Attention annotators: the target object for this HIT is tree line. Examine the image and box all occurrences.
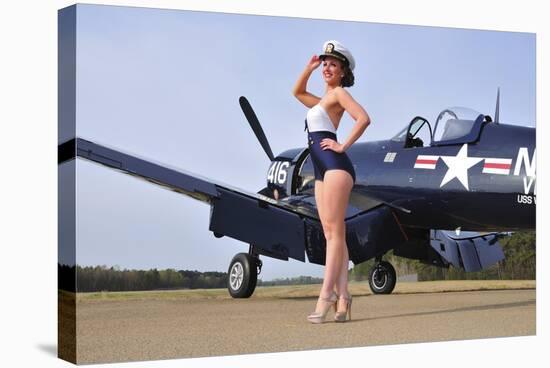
[58,265,323,292]
[74,267,227,292]
[259,276,323,286]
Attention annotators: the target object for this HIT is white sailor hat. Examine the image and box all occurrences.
[319,40,355,71]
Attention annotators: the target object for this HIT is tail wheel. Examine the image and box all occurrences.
[368,261,397,294]
[227,253,258,298]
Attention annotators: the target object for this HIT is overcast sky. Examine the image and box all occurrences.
[64,4,535,280]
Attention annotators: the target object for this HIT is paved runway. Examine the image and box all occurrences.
[75,288,535,364]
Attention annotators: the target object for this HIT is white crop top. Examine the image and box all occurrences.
[306,104,337,133]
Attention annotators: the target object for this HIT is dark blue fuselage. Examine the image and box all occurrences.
[298,122,535,232]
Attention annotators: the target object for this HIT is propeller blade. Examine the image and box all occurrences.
[239,96,275,161]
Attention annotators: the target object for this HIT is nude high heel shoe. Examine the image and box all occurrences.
[307,291,338,324]
[334,294,352,322]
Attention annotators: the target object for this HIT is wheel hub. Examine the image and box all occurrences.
[372,268,387,289]
[229,262,244,290]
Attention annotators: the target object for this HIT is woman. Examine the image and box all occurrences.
[292,40,370,323]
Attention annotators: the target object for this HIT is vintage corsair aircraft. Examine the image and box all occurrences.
[58,90,536,298]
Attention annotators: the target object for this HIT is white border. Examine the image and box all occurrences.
[1,1,547,367]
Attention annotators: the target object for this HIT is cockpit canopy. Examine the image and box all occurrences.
[392,107,488,147]
[433,107,486,144]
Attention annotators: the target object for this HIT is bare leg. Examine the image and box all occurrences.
[314,179,325,226]
[334,244,350,311]
[314,170,353,314]
[312,180,334,312]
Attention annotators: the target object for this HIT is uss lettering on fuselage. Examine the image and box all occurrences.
[513,147,536,204]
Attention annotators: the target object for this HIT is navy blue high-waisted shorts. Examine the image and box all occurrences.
[307,130,356,183]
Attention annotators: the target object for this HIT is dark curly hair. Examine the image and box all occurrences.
[341,65,355,88]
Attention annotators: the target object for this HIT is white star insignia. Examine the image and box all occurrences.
[439,144,483,191]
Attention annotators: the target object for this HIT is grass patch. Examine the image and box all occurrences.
[76,280,535,303]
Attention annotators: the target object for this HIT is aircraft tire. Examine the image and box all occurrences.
[368,261,396,294]
[227,253,258,298]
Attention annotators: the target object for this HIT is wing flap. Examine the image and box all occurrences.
[430,230,505,272]
[209,187,306,262]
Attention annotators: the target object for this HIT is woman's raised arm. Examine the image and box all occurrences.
[292,55,322,108]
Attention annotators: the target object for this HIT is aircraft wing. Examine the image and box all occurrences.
[430,230,505,272]
[60,138,401,265]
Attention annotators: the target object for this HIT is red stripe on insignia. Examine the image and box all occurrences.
[484,163,511,169]
[416,159,437,165]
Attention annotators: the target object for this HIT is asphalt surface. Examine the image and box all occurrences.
[75,288,535,364]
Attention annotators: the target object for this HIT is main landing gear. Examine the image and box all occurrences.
[226,250,397,297]
[227,245,262,298]
[368,258,397,294]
